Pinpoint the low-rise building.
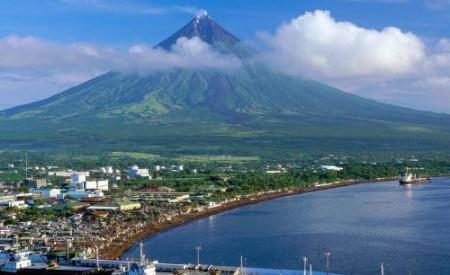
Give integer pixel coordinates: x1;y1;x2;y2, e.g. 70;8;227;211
100;166;114;174
85;180;109;191
115;200;141;211
319;165;344;171
128;165;151;179
71;173;86;184
0;200;27;209
266;170;283;174
34;188;61;199
207;201;222;208
24;178;47;189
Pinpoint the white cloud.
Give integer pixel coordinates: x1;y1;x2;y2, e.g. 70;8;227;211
258;10;450;113
125;37;241;72
425;0;450;9
174;5;202;15
0;35;240;72
57;0;167;15
366;38;450;113
56;0;204;16
0;71;95;111
0;35;241;110
436;38;450;51
261;10;425;81
0;35;110;110
0;35;115;71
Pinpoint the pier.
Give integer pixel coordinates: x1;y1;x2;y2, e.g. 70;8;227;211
70;258;343;275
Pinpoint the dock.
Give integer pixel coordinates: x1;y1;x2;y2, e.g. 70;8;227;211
70;257;342;275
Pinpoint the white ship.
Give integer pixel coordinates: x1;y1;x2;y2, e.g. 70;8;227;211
399;168;430;185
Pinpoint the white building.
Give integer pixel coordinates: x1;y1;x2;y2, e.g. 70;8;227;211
48;171;72;177
71;173;87;184
320;165;344;171
207;201;222;208
0;200;27;209
128;165;151;179
85;180;96;190
97;180;109;190
35;188;61;199
85;180;109;191
266;170;283;174
70;173;109;191
100;166;114;174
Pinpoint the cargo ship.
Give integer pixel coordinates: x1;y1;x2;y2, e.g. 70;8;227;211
399;168;430;185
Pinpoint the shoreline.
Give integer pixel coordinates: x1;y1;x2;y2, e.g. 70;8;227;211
101;177;397;259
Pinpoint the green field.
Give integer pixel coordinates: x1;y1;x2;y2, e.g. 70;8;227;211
111;152;160;160
175;155;260;163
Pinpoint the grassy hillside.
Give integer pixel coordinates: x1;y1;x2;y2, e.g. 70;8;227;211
1;111;450;161
3;65;449;124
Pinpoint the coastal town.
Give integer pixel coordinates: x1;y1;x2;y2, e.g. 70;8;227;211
0;153;445;274
2;1;450;273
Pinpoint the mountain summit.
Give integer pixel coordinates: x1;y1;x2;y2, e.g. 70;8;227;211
156;10;240;51
1;13;450;156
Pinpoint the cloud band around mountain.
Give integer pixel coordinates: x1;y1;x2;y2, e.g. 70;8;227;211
0;33;242;110
0;10;449;112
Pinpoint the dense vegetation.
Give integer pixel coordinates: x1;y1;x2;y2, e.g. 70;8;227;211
87;158;450;199
2;150;450;225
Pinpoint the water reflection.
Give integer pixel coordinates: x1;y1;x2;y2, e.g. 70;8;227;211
124;178;450;275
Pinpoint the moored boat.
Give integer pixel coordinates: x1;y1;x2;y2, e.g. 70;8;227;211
399;168;430;185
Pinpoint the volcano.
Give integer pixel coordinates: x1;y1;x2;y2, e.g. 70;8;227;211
1;12;450;158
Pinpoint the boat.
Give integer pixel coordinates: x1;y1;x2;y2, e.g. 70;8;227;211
0;251;32;273
399;168;430;185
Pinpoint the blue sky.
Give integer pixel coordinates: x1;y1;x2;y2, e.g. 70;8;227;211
1;0;450;112
2;0;449;45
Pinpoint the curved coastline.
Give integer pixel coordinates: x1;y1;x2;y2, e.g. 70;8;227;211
102;177;398;259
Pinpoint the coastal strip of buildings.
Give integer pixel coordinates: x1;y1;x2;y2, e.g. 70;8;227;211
0;244;344;275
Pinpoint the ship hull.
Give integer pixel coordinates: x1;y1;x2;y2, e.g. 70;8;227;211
399;178;430;185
